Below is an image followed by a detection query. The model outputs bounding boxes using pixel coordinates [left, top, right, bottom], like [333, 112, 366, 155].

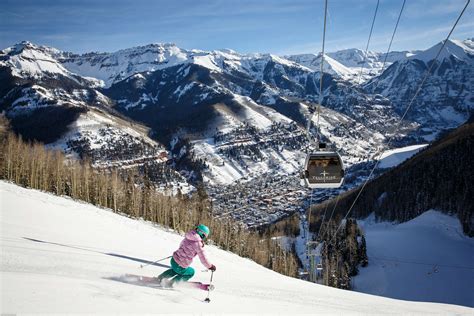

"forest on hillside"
[312, 117, 474, 237]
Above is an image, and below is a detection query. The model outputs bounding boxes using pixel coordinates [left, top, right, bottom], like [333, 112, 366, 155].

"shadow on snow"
[22, 237, 171, 269]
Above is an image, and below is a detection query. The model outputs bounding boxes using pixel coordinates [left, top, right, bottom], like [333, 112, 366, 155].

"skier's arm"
[197, 247, 212, 269]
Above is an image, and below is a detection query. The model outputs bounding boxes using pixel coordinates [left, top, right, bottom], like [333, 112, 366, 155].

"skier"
[157, 224, 216, 287]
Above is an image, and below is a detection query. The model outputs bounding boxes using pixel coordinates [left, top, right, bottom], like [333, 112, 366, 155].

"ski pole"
[140, 255, 172, 268]
[204, 270, 214, 303]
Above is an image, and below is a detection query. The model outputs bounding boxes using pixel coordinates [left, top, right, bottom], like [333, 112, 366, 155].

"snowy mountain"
[0, 42, 114, 144]
[408, 39, 473, 63]
[59, 43, 190, 87]
[0, 42, 192, 193]
[1, 181, 471, 314]
[60, 43, 312, 88]
[286, 49, 413, 84]
[91, 43, 400, 192]
[328, 48, 413, 75]
[285, 53, 357, 81]
[364, 39, 473, 140]
[1, 38, 472, 225]
[0, 41, 102, 87]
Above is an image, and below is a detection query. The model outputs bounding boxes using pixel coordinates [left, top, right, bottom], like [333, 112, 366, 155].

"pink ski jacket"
[173, 230, 212, 269]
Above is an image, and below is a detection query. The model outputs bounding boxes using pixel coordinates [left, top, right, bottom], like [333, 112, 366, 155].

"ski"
[120, 274, 174, 290]
[179, 281, 215, 292]
[121, 274, 214, 292]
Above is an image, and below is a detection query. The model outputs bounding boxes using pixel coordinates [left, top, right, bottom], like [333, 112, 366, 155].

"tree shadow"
[22, 237, 171, 269]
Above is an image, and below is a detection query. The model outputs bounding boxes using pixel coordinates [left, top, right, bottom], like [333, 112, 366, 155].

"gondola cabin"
[302, 152, 344, 189]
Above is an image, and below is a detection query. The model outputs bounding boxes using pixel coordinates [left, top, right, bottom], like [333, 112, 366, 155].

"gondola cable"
[317, 0, 389, 244]
[301, 0, 344, 191]
[305, 0, 328, 146]
[328, 0, 471, 245]
[308, 0, 381, 253]
[315, 199, 331, 243]
[376, 0, 406, 87]
[306, 0, 328, 265]
[356, 0, 380, 85]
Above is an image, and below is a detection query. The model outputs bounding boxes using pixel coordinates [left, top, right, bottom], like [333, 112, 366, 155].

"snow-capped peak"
[108, 42, 181, 56]
[1, 41, 65, 61]
[0, 41, 74, 79]
[59, 43, 192, 86]
[327, 48, 382, 68]
[215, 48, 239, 55]
[286, 53, 356, 80]
[2, 40, 34, 54]
[409, 39, 474, 64]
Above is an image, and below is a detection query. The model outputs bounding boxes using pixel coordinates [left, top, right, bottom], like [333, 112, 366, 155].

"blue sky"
[1, 0, 472, 54]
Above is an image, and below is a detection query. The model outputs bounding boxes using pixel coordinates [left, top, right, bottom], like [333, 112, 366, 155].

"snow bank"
[378, 144, 428, 169]
[1, 182, 471, 314]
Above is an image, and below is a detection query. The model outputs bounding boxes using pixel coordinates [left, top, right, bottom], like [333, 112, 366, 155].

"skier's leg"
[157, 268, 177, 281]
[180, 266, 195, 282]
[172, 266, 195, 284]
[157, 258, 178, 281]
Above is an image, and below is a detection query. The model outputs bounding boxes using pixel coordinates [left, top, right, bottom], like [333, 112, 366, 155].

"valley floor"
[1, 181, 472, 314]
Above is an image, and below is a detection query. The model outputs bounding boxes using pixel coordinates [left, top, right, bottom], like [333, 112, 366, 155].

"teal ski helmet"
[196, 224, 210, 239]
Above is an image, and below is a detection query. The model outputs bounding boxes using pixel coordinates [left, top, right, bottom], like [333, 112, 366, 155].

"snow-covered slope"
[1, 182, 471, 314]
[192, 95, 301, 185]
[325, 48, 412, 82]
[0, 41, 69, 78]
[408, 39, 473, 64]
[377, 144, 428, 169]
[60, 43, 190, 87]
[286, 53, 357, 81]
[0, 42, 190, 192]
[60, 44, 311, 88]
[286, 49, 413, 83]
[46, 108, 168, 166]
[355, 211, 474, 307]
[364, 39, 473, 140]
[0, 41, 102, 87]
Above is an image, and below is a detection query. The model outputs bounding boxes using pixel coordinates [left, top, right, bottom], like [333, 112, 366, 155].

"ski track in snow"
[1, 182, 472, 314]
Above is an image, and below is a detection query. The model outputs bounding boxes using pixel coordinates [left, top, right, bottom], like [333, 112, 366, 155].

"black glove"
[210, 264, 216, 271]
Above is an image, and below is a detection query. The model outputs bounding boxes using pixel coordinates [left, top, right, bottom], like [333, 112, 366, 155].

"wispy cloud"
[0, 10, 26, 18]
[40, 34, 73, 41]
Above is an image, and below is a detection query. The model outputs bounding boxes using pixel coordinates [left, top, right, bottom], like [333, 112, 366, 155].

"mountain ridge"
[1, 38, 472, 226]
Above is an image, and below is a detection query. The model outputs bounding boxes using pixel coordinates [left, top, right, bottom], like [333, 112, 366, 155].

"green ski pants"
[158, 257, 195, 283]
